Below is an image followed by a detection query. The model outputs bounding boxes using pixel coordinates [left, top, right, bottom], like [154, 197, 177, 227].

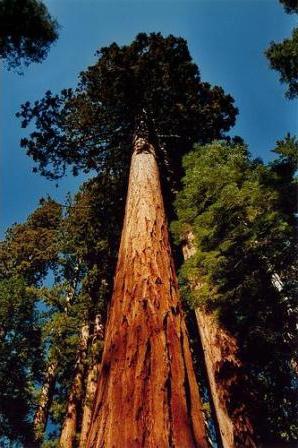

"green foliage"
[172, 140, 298, 443]
[37, 174, 123, 442]
[265, 27, 298, 99]
[0, 276, 42, 446]
[16, 33, 237, 182]
[0, 0, 58, 70]
[0, 198, 62, 285]
[0, 175, 123, 445]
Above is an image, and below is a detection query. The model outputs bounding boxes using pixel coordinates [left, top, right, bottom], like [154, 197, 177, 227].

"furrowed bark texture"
[80, 316, 104, 448]
[60, 323, 90, 448]
[86, 137, 208, 448]
[183, 232, 256, 448]
[33, 359, 57, 445]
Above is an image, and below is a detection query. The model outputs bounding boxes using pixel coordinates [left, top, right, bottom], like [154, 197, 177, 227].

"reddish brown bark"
[86, 136, 208, 448]
[60, 323, 90, 448]
[183, 232, 256, 448]
[33, 359, 57, 445]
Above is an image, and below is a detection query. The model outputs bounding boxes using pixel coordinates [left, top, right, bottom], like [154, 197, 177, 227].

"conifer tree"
[265, 0, 298, 99]
[44, 175, 123, 447]
[86, 117, 208, 447]
[172, 139, 297, 446]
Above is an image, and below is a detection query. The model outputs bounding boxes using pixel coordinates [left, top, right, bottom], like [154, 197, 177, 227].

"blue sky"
[1, 0, 297, 238]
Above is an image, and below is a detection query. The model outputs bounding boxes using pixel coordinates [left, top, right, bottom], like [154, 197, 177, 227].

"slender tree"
[33, 358, 58, 444]
[79, 315, 104, 448]
[59, 323, 90, 448]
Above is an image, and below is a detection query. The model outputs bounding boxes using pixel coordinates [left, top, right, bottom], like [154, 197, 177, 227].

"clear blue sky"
[1, 0, 297, 238]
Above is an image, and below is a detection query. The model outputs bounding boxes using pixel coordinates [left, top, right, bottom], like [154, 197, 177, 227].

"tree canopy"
[0, 0, 58, 70]
[17, 33, 237, 185]
[279, 0, 298, 14]
[266, 27, 298, 99]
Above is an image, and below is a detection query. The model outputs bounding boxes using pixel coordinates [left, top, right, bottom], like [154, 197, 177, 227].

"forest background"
[0, 0, 297, 447]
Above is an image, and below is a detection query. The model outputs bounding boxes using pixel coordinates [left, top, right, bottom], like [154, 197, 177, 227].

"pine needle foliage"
[16, 33, 237, 183]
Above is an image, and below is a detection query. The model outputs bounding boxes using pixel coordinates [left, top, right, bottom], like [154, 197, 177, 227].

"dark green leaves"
[0, 276, 41, 446]
[266, 28, 298, 99]
[0, 0, 58, 70]
[17, 33, 237, 180]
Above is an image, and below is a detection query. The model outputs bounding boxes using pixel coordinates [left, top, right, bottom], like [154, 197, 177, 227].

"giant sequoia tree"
[17, 33, 237, 446]
[86, 119, 209, 447]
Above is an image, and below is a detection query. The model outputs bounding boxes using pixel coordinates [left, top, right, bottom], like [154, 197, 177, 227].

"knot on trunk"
[133, 136, 156, 156]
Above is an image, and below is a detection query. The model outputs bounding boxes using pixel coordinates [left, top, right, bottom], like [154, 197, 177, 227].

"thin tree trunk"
[33, 359, 58, 445]
[86, 133, 208, 448]
[79, 315, 104, 448]
[60, 323, 90, 448]
[182, 232, 256, 448]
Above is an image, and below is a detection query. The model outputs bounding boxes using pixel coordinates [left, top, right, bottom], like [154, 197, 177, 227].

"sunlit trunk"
[86, 133, 208, 447]
[59, 323, 90, 448]
[33, 359, 57, 445]
[79, 315, 104, 448]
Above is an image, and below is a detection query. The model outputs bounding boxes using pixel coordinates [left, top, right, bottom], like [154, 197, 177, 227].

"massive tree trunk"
[33, 359, 58, 445]
[182, 232, 256, 448]
[79, 315, 104, 448]
[60, 323, 90, 448]
[86, 134, 208, 448]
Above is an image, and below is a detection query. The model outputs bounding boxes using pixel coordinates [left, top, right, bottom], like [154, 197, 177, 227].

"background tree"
[279, 0, 298, 14]
[0, 198, 62, 285]
[265, 1, 298, 99]
[0, 0, 58, 70]
[0, 276, 42, 447]
[38, 174, 123, 447]
[266, 28, 298, 99]
[172, 139, 297, 445]
[0, 199, 62, 446]
[0, 180, 121, 447]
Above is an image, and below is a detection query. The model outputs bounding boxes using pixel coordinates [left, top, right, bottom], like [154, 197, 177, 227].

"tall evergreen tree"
[86, 118, 208, 447]
[17, 33, 237, 446]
